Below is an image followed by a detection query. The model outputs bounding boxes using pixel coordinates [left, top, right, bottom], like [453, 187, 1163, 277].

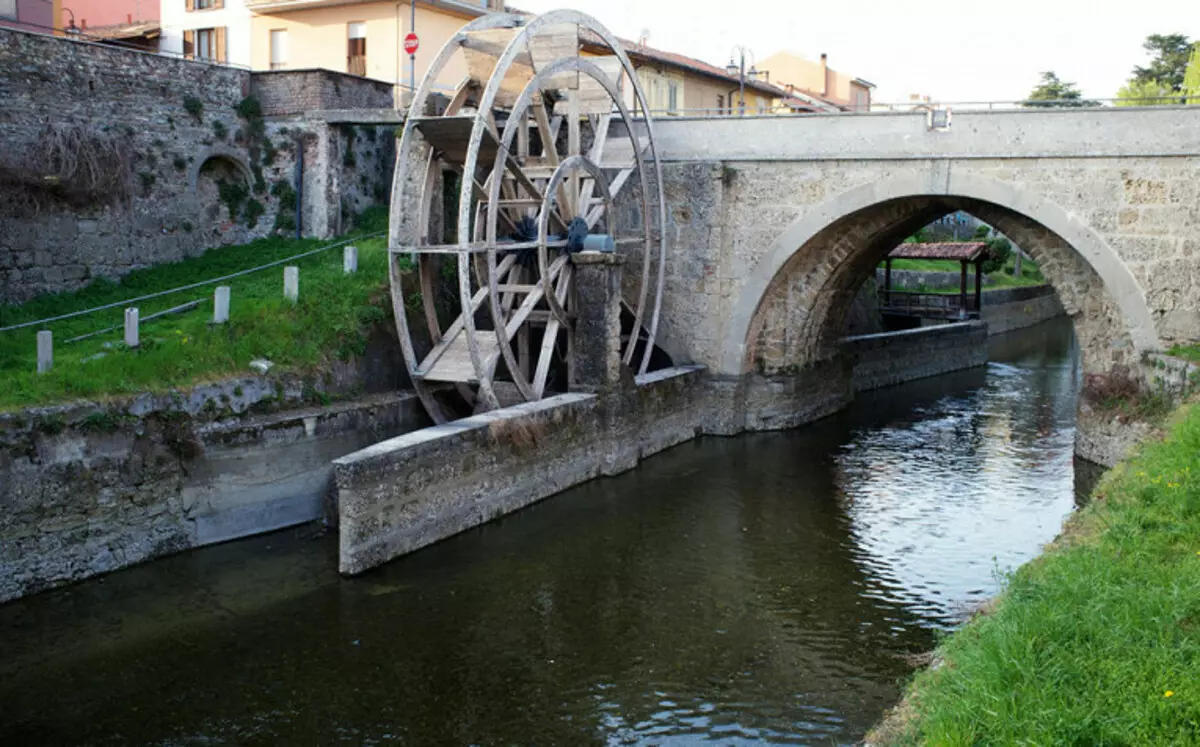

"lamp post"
[726, 46, 762, 116]
[61, 7, 82, 35]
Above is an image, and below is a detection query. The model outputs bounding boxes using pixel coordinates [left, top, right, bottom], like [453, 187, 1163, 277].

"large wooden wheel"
[388, 10, 667, 423]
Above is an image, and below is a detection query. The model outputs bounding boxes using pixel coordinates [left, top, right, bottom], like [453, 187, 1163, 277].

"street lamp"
[726, 46, 762, 116]
[61, 7, 82, 35]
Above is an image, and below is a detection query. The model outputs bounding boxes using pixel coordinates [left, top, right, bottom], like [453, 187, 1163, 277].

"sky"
[516, 0, 1200, 104]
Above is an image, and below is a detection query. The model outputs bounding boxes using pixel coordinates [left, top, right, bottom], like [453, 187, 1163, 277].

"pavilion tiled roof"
[889, 242, 991, 262]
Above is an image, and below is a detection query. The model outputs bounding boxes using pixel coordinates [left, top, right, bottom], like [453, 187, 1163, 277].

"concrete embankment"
[0, 376, 428, 604]
[980, 285, 1066, 334]
[841, 321, 989, 393]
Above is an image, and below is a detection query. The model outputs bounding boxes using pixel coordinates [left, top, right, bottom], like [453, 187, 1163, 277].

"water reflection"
[0, 319, 1084, 746]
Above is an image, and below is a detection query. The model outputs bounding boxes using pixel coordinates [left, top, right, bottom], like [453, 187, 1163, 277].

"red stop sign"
[404, 33, 419, 55]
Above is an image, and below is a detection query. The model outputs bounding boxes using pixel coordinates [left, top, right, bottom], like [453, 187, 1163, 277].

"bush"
[982, 237, 1013, 274]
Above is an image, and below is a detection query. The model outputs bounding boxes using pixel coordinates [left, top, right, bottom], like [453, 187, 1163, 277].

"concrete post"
[569, 252, 626, 392]
[124, 308, 139, 348]
[284, 266, 299, 302]
[36, 330, 52, 374]
[343, 245, 358, 274]
[213, 286, 231, 324]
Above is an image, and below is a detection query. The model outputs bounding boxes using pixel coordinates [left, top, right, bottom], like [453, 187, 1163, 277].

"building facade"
[246, 0, 502, 96]
[160, 0, 252, 65]
[0, 0, 62, 34]
[758, 51, 873, 111]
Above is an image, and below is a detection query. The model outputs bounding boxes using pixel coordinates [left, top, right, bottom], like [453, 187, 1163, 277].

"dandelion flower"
[1165, 691, 1175, 698]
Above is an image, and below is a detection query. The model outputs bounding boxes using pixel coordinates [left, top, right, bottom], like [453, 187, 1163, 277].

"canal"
[0, 318, 1089, 745]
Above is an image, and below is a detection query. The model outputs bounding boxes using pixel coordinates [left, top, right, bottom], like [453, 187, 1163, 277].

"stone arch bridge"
[637, 106, 1200, 436]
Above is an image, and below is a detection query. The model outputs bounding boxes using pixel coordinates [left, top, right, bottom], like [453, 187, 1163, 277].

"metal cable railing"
[0, 233, 384, 334]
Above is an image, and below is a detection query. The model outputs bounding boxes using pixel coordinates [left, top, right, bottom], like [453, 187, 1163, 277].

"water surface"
[0, 318, 1086, 745]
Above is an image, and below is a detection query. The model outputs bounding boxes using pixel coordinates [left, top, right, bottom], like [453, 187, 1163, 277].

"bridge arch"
[720, 171, 1159, 377]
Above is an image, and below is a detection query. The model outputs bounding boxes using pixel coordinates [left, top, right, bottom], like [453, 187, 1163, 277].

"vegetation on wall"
[0, 125, 134, 216]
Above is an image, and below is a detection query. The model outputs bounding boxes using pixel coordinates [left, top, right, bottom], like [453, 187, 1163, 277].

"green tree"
[1132, 34, 1193, 94]
[981, 237, 1012, 275]
[1116, 78, 1176, 106]
[1184, 43, 1200, 103]
[1023, 72, 1098, 107]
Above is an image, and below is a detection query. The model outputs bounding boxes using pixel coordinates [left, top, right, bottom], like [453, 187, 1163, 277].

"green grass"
[0, 209, 400, 411]
[1167, 344, 1200, 364]
[883, 256, 1046, 291]
[879, 403, 1200, 745]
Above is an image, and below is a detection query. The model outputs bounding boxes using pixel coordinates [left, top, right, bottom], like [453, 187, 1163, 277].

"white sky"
[516, 0, 1199, 103]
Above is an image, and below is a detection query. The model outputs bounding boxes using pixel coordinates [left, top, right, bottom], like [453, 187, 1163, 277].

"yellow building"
[614, 39, 786, 116]
[758, 51, 874, 111]
[247, 0, 504, 98]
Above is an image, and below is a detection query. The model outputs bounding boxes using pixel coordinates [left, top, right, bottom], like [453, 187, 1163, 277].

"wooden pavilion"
[879, 242, 992, 320]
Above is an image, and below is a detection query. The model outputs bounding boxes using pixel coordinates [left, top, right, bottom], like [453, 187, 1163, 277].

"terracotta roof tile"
[889, 242, 991, 261]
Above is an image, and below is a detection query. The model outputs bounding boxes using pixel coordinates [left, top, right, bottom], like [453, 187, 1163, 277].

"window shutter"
[183, 29, 195, 59]
[214, 0, 224, 9]
[215, 27, 226, 63]
[185, 0, 194, 11]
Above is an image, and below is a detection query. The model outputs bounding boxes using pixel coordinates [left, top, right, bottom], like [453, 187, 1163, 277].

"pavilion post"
[959, 259, 968, 318]
[974, 259, 983, 316]
[884, 257, 893, 307]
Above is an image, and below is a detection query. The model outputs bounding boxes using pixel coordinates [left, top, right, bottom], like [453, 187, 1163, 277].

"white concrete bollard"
[343, 245, 358, 274]
[284, 266, 299, 302]
[214, 286, 231, 324]
[36, 330, 52, 374]
[124, 308, 139, 348]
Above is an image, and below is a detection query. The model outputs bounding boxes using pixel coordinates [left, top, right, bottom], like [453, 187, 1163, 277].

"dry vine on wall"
[0, 124, 135, 217]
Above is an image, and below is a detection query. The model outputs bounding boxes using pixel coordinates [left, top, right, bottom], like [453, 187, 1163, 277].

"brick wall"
[253, 69, 394, 117]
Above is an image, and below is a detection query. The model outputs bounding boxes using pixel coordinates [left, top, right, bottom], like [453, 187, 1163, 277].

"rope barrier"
[0, 232, 384, 334]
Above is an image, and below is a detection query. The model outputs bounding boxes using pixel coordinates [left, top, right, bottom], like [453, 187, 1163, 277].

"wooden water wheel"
[387, 10, 667, 423]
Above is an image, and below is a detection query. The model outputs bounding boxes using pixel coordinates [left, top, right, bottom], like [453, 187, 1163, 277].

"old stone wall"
[0, 28, 284, 303]
[841, 321, 989, 392]
[0, 373, 429, 604]
[875, 267, 996, 291]
[0, 31, 399, 303]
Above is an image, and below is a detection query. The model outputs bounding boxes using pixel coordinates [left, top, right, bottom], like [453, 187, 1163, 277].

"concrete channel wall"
[334, 366, 707, 575]
[0, 377, 427, 604]
[981, 285, 1066, 335]
[842, 321, 989, 392]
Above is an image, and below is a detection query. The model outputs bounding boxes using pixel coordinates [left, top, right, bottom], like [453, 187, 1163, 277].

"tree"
[981, 237, 1012, 275]
[1024, 72, 1098, 108]
[1185, 44, 1200, 103]
[1116, 78, 1176, 106]
[1132, 34, 1193, 95]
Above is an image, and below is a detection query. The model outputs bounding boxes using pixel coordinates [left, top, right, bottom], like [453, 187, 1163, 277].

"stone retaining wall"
[841, 321, 989, 392]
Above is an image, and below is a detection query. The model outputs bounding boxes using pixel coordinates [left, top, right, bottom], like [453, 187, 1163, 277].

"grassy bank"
[0, 211, 399, 411]
[875, 403, 1200, 745]
[884, 256, 1046, 291]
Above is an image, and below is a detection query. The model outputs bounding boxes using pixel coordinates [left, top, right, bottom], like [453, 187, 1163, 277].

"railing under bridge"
[879, 290, 980, 320]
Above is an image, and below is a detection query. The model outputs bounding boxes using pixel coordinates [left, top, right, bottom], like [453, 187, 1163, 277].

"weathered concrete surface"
[334, 366, 707, 575]
[842, 322, 989, 392]
[1075, 403, 1159, 469]
[981, 285, 1067, 335]
[0, 379, 427, 604]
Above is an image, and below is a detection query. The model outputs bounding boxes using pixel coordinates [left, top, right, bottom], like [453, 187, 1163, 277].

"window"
[183, 27, 225, 62]
[347, 22, 366, 76]
[0, 0, 16, 21]
[667, 81, 679, 114]
[716, 94, 724, 115]
[185, 0, 224, 12]
[269, 29, 287, 70]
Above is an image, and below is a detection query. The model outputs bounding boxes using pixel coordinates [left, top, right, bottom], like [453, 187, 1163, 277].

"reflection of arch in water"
[722, 172, 1158, 380]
